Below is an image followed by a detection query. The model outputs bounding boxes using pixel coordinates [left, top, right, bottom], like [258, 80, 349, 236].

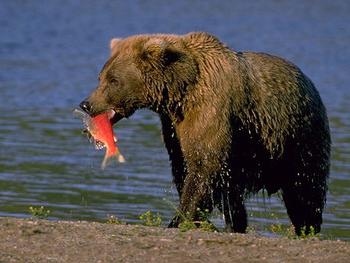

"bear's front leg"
[168, 170, 215, 228]
[167, 113, 233, 229]
[168, 150, 218, 228]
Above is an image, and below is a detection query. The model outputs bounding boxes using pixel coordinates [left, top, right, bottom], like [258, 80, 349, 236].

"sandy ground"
[0, 217, 349, 263]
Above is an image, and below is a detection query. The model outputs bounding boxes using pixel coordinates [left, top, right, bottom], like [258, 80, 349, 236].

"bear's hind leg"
[282, 178, 326, 236]
[222, 190, 247, 233]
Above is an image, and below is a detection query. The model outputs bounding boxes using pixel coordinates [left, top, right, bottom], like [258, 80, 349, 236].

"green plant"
[29, 206, 50, 219]
[178, 219, 197, 232]
[270, 221, 284, 235]
[270, 223, 294, 237]
[106, 215, 123, 225]
[196, 208, 217, 231]
[269, 213, 295, 238]
[198, 220, 217, 232]
[246, 225, 256, 234]
[178, 208, 216, 232]
[161, 198, 216, 232]
[270, 220, 320, 239]
[197, 208, 210, 221]
[139, 211, 162, 227]
[298, 226, 320, 239]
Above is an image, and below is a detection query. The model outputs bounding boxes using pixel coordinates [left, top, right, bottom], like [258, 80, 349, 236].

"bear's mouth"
[109, 109, 124, 126]
[87, 109, 124, 126]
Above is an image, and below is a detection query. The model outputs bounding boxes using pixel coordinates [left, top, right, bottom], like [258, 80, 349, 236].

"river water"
[0, 0, 349, 240]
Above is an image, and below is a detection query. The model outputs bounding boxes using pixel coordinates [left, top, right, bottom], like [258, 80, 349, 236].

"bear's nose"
[79, 100, 92, 114]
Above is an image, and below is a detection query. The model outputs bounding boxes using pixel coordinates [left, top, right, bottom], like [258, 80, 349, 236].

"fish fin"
[73, 108, 93, 130]
[117, 153, 126, 163]
[101, 154, 108, 170]
[101, 152, 125, 169]
[83, 117, 94, 131]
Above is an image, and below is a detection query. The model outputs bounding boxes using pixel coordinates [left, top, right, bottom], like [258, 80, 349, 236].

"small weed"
[178, 208, 216, 232]
[139, 211, 162, 227]
[269, 212, 296, 238]
[268, 213, 288, 237]
[298, 226, 320, 239]
[29, 206, 50, 219]
[162, 199, 216, 232]
[197, 208, 210, 221]
[198, 220, 217, 232]
[270, 223, 295, 238]
[106, 215, 123, 225]
[246, 225, 256, 234]
[269, 215, 320, 239]
[270, 223, 284, 235]
[179, 220, 197, 232]
[270, 224, 284, 234]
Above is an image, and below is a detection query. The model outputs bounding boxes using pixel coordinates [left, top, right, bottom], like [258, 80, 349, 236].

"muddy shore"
[0, 217, 349, 263]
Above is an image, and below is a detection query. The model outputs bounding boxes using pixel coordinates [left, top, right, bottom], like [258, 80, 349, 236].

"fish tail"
[101, 150, 125, 169]
[115, 147, 126, 164]
[117, 152, 126, 163]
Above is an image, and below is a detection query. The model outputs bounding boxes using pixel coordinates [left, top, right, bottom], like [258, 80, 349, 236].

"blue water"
[0, 0, 349, 240]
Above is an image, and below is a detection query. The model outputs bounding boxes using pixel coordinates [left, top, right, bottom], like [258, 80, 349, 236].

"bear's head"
[80, 34, 200, 124]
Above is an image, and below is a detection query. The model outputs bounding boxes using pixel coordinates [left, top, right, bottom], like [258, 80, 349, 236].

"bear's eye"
[110, 78, 120, 86]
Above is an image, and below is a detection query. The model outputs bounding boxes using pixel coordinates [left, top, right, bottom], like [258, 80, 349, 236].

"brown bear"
[80, 32, 331, 235]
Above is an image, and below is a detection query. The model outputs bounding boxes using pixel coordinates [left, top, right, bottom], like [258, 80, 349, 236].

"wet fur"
[84, 32, 331, 235]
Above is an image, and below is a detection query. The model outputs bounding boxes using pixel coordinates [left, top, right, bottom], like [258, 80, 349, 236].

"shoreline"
[0, 217, 349, 262]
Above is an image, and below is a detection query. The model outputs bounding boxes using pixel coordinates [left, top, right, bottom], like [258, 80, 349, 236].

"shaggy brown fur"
[80, 32, 331, 235]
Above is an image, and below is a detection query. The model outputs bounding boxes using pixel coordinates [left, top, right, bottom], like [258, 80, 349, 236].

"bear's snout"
[80, 100, 92, 115]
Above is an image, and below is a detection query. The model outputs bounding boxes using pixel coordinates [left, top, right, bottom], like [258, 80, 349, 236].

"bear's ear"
[110, 38, 122, 55]
[141, 38, 182, 66]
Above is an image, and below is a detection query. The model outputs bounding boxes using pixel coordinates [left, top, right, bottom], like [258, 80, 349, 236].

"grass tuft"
[29, 206, 50, 219]
[106, 215, 124, 225]
[139, 211, 162, 227]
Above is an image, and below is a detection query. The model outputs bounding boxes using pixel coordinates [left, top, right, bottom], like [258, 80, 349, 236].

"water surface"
[0, 0, 349, 240]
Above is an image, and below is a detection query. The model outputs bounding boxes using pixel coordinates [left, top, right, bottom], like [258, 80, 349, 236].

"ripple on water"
[0, 0, 350, 240]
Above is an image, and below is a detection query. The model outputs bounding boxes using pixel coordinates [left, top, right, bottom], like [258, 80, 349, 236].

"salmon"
[74, 109, 125, 169]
